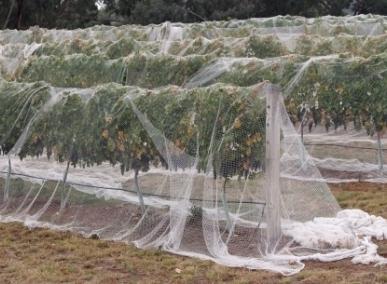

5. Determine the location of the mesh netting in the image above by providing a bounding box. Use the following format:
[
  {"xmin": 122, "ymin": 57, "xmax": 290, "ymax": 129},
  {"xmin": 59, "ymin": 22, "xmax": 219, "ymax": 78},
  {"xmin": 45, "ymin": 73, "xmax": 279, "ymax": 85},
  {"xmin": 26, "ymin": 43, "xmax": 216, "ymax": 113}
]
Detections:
[{"xmin": 0, "ymin": 15, "xmax": 386, "ymax": 275}]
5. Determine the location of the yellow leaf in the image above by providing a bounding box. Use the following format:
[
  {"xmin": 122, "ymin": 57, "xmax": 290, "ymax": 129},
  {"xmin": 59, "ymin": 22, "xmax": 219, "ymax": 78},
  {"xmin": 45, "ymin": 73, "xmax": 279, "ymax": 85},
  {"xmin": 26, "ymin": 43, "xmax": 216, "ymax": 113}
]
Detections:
[
  {"xmin": 101, "ymin": 129, "xmax": 109, "ymax": 139},
  {"xmin": 234, "ymin": 118, "xmax": 242, "ymax": 129},
  {"xmin": 105, "ymin": 115, "xmax": 113, "ymax": 124}
]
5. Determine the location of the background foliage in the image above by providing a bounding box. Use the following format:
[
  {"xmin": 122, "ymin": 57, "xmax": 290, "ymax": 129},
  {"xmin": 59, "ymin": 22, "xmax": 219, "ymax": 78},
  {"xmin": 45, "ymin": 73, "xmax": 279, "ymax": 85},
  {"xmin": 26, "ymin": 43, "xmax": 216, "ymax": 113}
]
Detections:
[{"xmin": 1, "ymin": 0, "xmax": 387, "ymax": 29}]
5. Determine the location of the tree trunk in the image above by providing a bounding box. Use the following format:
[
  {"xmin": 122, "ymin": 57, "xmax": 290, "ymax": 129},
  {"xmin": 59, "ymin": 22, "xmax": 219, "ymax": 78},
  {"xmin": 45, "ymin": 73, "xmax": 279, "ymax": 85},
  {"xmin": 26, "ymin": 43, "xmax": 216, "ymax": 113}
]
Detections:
[
  {"xmin": 59, "ymin": 160, "xmax": 71, "ymax": 211},
  {"xmin": 3, "ymin": 0, "xmax": 15, "ymax": 29},
  {"xmin": 16, "ymin": 0, "xmax": 24, "ymax": 29}
]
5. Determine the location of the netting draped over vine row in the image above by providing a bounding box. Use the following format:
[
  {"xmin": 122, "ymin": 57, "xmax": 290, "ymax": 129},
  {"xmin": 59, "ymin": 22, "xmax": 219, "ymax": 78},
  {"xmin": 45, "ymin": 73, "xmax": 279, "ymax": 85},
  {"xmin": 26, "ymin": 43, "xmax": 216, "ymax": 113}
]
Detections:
[
  {"xmin": 1, "ymin": 15, "xmax": 386, "ymax": 182},
  {"xmin": 0, "ymin": 15, "xmax": 386, "ymax": 275}
]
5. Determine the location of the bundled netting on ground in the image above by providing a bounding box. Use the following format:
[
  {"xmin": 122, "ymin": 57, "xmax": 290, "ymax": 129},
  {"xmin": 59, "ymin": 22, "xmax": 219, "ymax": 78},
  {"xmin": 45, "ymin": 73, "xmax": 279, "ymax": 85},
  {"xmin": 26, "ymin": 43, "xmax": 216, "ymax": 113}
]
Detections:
[{"xmin": 0, "ymin": 15, "xmax": 386, "ymax": 275}]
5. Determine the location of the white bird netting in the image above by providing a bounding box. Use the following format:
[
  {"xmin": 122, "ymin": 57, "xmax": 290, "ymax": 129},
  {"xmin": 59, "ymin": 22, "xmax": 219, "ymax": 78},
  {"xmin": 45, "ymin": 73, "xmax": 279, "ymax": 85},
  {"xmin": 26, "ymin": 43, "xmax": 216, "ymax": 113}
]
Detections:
[{"xmin": 0, "ymin": 15, "xmax": 386, "ymax": 275}]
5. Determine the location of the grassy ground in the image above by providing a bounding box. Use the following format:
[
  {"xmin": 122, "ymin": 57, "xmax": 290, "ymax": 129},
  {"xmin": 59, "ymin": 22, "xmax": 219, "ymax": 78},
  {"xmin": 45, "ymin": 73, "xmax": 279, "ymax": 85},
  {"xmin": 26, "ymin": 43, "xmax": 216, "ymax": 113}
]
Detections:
[{"xmin": 0, "ymin": 182, "xmax": 386, "ymax": 284}]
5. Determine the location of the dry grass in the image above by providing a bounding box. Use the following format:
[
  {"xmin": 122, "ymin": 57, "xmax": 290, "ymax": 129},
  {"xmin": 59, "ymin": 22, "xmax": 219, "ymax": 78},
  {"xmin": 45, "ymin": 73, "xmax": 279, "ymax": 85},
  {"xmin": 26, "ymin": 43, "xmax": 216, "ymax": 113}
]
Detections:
[
  {"xmin": 0, "ymin": 182, "xmax": 386, "ymax": 284},
  {"xmin": 331, "ymin": 182, "xmax": 387, "ymax": 218}
]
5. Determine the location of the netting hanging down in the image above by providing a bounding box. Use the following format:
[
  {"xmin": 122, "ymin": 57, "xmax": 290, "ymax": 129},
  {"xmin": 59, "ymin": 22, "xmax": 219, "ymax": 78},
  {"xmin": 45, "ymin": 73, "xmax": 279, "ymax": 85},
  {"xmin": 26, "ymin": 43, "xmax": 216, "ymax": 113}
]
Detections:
[
  {"xmin": 1, "ymin": 15, "xmax": 387, "ymax": 275},
  {"xmin": 0, "ymin": 79, "xmax": 385, "ymax": 275}
]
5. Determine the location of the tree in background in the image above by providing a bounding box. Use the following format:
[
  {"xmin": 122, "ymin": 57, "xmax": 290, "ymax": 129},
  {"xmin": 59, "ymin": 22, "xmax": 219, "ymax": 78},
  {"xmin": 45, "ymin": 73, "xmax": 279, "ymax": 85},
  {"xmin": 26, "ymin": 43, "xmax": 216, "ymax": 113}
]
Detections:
[
  {"xmin": 130, "ymin": 0, "xmax": 187, "ymax": 24},
  {"xmin": 284, "ymin": 0, "xmax": 351, "ymax": 17},
  {"xmin": 99, "ymin": 0, "xmax": 355, "ymax": 25},
  {"xmin": 1, "ymin": 0, "xmax": 387, "ymax": 29},
  {"xmin": 1, "ymin": 0, "xmax": 98, "ymax": 29},
  {"xmin": 184, "ymin": 0, "xmax": 260, "ymax": 21},
  {"xmin": 352, "ymin": 0, "xmax": 387, "ymax": 15}
]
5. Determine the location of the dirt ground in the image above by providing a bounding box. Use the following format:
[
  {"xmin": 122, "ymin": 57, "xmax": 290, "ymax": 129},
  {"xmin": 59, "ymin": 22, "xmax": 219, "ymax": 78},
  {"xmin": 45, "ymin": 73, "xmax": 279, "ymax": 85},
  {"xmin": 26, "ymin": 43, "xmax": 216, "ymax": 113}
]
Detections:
[{"xmin": 0, "ymin": 181, "xmax": 386, "ymax": 284}]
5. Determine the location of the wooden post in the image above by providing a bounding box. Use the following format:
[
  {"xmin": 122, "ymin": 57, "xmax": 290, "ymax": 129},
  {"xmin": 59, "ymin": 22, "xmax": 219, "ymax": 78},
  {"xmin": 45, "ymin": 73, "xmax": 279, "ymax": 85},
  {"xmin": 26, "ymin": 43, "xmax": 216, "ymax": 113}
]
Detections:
[
  {"xmin": 300, "ymin": 115, "xmax": 305, "ymax": 144},
  {"xmin": 221, "ymin": 178, "xmax": 232, "ymax": 231},
  {"xmin": 264, "ymin": 84, "xmax": 282, "ymax": 253},
  {"xmin": 300, "ymin": 113, "xmax": 306, "ymax": 164},
  {"xmin": 377, "ymin": 131, "xmax": 384, "ymax": 172},
  {"xmin": 3, "ymin": 157, "xmax": 11, "ymax": 202}
]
